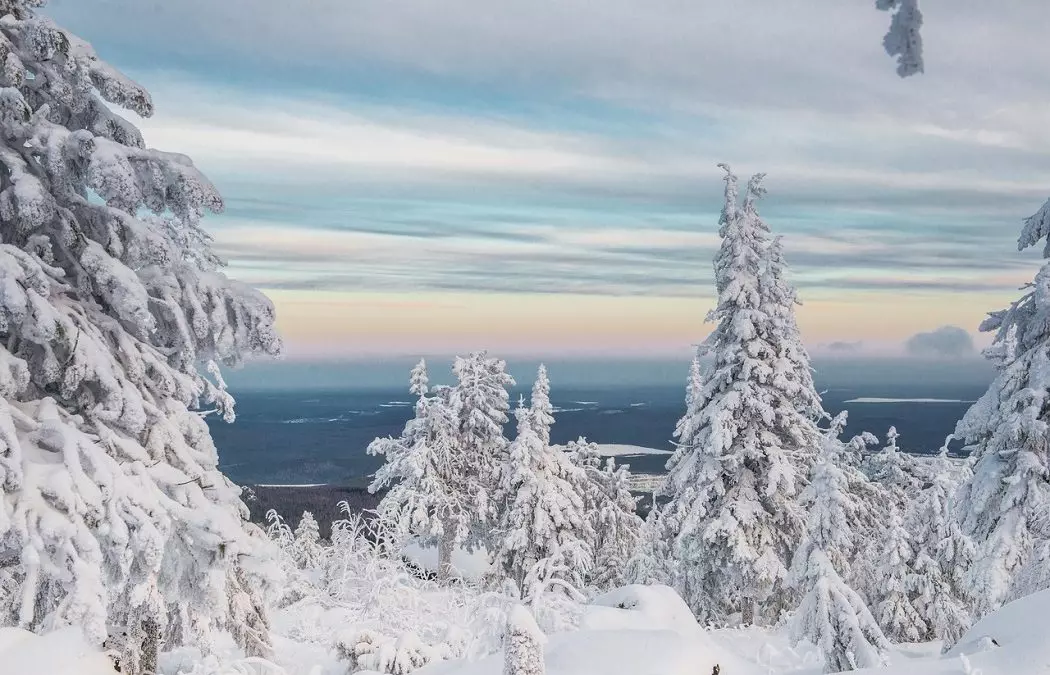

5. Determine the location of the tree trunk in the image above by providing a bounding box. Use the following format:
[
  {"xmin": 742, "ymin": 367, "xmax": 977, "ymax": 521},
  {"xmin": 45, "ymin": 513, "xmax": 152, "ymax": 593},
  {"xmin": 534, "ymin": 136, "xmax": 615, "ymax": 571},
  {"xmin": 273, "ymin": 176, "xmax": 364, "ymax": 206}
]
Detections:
[
  {"xmin": 140, "ymin": 617, "xmax": 160, "ymax": 675},
  {"xmin": 438, "ymin": 528, "xmax": 455, "ymax": 581},
  {"xmin": 741, "ymin": 597, "xmax": 755, "ymax": 626}
]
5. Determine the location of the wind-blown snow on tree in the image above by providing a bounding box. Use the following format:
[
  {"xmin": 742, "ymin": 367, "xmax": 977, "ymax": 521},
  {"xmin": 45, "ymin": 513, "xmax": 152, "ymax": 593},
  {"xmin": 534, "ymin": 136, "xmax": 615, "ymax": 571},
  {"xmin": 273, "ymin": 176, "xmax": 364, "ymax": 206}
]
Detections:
[
  {"xmin": 293, "ymin": 511, "xmax": 324, "ymax": 571},
  {"xmin": 369, "ymin": 364, "xmax": 471, "ymax": 581},
  {"xmin": 788, "ymin": 412, "xmax": 889, "ymax": 673},
  {"xmin": 0, "ymin": 2, "xmax": 281, "ymax": 669},
  {"xmin": 659, "ymin": 165, "xmax": 822, "ymax": 623},
  {"xmin": 952, "ymin": 199, "xmax": 1050, "ymax": 614},
  {"xmin": 493, "ymin": 404, "xmax": 592, "ymax": 591}
]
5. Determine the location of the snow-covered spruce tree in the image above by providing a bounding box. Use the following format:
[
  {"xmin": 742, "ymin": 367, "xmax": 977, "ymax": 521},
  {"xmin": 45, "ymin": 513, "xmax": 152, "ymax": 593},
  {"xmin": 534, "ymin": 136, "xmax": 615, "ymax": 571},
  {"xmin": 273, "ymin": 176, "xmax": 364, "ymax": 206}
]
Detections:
[
  {"xmin": 565, "ymin": 437, "xmax": 642, "ymax": 590},
  {"xmin": 493, "ymin": 403, "xmax": 593, "ymax": 591},
  {"xmin": 529, "ymin": 364, "xmax": 554, "ymax": 447},
  {"xmin": 659, "ymin": 165, "xmax": 822, "ymax": 624},
  {"xmin": 452, "ymin": 351, "xmax": 515, "ymax": 544},
  {"xmin": 874, "ymin": 506, "xmax": 927, "ymax": 643},
  {"xmin": 503, "ymin": 604, "xmax": 546, "ymax": 675},
  {"xmin": 952, "ymin": 200, "xmax": 1050, "ymax": 615},
  {"xmin": 907, "ymin": 449, "xmax": 972, "ymax": 648},
  {"xmin": 369, "ymin": 367, "xmax": 470, "ymax": 581},
  {"xmin": 0, "ymin": 2, "xmax": 281, "ymax": 671},
  {"xmin": 293, "ymin": 511, "xmax": 325, "ymax": 571},
  {"xmin": 861, "ymin": 427, "xmax": 924, "ymax": 500},
  {"xmin": 623, "ymin": 496, "xmax": 674, "ymax": 587},
  {"xmin": 788, "ymin": 412, "xmax": 889, "ymax": 672}
]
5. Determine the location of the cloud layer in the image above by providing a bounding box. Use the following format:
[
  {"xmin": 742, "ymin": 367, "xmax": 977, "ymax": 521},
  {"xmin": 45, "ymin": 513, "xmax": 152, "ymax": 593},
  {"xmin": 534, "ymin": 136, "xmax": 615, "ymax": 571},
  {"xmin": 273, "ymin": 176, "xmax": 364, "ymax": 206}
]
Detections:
[{"xmin": 43, "ymin": 0, "xmax": 1050, "ymax": 354}]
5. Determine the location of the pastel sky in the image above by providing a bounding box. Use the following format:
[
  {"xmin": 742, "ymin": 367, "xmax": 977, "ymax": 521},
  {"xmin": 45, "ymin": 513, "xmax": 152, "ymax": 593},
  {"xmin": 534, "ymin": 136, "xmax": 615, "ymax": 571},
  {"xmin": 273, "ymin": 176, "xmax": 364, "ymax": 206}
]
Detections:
[{"xmin": 49, "ymin": 0, "xmax": 1050, "ymax": 359}]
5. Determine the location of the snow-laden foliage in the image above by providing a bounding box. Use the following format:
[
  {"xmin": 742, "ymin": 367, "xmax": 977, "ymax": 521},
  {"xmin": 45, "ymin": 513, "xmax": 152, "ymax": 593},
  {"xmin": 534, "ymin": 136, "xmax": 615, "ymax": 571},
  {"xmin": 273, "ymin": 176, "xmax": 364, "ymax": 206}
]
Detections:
[
  {"xmin": 0, "ymin": 1, "xmax": 280, "ymax": 669},
  {"xmin": 370, "ymin": 361, "xmax": 473, "ymax": 581},
  {"xmin": 953, "ymin": 198, "xmax": 1050, "ymax": 616},
  {"xmin": 492, "ymin": 403, "xmax": 593, "ymax": 592},
  {"xmin": 659, "ymin": 165, "xmax": 822, "ymax": 624},
  {"xmin": 502, "ymin": 605, "xmax": 546, "ymax": 675},
  {"xmin": 789, "ymin": 412, "xmax": 889, "ymax": 672},
  {"xmin": 877, "ymin": 0, "xmax": 924, "ymax": 77},
  {"xmin": 529, "ymin": 364, "xmax": 554, "ymax": 448},
  {"xmin": 452, "ymin": 351, "xmax": 515, "ymax": 544},
  {"xmin": 565, "ymin": 438, "xmax": 642, "ymax": 591},
  {"xmin": 906, "ymin": 450, "xmax": 972, "ymax": 648},
  {"xmin": 874, "ymin": 507, "xmax": 926, "ymax": 643}
]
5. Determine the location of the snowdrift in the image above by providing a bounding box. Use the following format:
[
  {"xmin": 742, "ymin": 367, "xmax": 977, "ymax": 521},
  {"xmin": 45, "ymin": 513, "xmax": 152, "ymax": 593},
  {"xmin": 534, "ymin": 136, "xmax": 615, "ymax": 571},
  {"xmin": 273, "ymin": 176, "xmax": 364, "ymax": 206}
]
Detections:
[
  {"xmin": 940, "ymin": 588, "xmax": 1050, "ymax": 674},
  {"xmin": 1, "ymin": 627, "xmax": 115, "ymax": 675},
  {"xmin": 417, "ymin": 584, "xmax": 758, "ymax": 675}
]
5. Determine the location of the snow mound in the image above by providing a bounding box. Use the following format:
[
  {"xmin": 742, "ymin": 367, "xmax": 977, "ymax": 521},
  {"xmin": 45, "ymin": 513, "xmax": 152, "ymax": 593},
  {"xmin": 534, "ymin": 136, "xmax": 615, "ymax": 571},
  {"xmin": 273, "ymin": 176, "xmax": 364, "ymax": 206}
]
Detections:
[
  {"xmin": 0, "ymin": 627, "xmax": 115, "ymax": 675},
  {"xmin": 941, "ymin": 589, "xmax": 1050, "ymax": 672},
  {"xmin": 582, "ymin": 584, "xmax": 700, "ymax": 636}
]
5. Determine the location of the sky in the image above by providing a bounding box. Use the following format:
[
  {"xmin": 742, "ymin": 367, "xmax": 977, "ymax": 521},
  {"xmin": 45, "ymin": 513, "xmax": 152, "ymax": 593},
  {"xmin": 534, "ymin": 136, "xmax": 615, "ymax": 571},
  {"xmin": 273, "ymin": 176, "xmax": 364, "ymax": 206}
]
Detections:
[{"xmin": 48, "ymin": 0, "xmax": 1050, "ymax": 361}]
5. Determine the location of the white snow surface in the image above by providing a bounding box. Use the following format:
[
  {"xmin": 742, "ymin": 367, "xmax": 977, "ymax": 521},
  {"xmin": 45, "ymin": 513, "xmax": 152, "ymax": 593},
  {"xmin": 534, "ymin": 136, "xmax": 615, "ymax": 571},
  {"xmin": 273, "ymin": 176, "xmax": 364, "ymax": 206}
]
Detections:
[
  {"xmin": 3, "ymin": 626, "xmax": 116, "ymax": 675},
  {"xmin": 844, "ymin": 398, "xmax": 974, "ymax": 404},
  {"xmin": 420, "ymin": 585, "xmax": 759, "ymax": 675},
  {"xmin": 591, "ymin": 444, "xmax": 671, "ymax": 456}
]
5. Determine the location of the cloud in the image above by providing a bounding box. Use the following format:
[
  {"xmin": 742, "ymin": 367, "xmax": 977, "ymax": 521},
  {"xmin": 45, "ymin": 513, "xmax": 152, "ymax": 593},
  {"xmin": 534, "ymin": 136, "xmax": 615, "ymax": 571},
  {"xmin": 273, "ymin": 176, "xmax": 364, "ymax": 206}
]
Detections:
[
  {"xmin": 824, "ymin": 341, "xmax": 864, "ymax": 353},
  {"xmin": 904, "ymin": 326, "xmax": 976, "ymax": 358},
  {"xmin": 41, "ymin": 0, "xmax": 1050, "ymax": 325}
]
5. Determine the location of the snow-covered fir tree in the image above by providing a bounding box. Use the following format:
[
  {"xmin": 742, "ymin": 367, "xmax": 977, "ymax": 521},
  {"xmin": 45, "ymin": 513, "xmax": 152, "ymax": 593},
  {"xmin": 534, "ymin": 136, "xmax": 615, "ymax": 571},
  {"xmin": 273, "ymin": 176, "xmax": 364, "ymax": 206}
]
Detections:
[
  {"xmin": 369, "ymin": 365, "xmax": 471, "ymax": 581},
  {"xmin": 907, "ymin": 449, "xmax": 972, "ymax": 648},
  {"xmin": 503, "ymin": 604, "xmax": 546, "ymax": 675},
  {"xmin": 874, "ymin": 506, "xmax": 927, "ymax": 643},
  {"xmin": 952, "ymin": 199, "xmax": 1050, "ymax": 615},
  {"xmin": 452, "ymin": 351, "xmax": 515, "ymax": 541},
  {"xmin": 788, "ymin": 411, "xmax": 889, "ymax": 673},
  {"xmin": 529, "ymin": 364, "xmax": 554, "ymax": 447},
  {"xmin": 564, "ymin": 437, "xmax": 642, "ymax": 590},
  {"xmin": 0, "ymin": 3, "xmax": 281, "ymax": 671},
  {"xmin": 659, "ymin": 165, "xmax": 822, "ymax": 624},
  {"xmin": 493, "ymin": 403, "xmax": 593, "ymax": 591},
  {"xmin": 293, "ymin": 511, "xmax": 325, "ymax": 571}
]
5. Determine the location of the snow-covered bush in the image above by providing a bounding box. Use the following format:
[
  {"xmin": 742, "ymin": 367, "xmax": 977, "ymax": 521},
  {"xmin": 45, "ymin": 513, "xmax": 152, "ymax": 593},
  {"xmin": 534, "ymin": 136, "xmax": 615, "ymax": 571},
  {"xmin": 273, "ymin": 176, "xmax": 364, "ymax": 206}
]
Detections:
[
  {"xmin": 337, "ymin": 628, "xmax": 454, "ymax": 675},
  {"xmin": 0, "ymin": 1, "xmax": 280, "ymax": 670}
]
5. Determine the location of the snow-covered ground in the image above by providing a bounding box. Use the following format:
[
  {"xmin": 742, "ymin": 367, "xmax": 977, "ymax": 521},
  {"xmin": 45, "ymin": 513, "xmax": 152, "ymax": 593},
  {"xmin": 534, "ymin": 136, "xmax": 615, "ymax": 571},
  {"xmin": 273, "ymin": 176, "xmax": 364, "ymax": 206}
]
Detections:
[{"xmin": 26, "ymin": 582, "xmax": 1043, "ymax": 675}]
